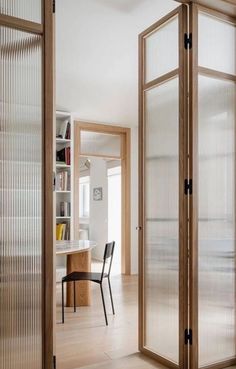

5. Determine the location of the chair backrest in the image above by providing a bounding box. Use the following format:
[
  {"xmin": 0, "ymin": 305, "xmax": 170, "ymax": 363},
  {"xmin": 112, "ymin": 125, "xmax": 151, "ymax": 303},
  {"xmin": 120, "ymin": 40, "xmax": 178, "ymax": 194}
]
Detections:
[{"xmin": 101, "ymin": 241, "xmax": 115, "ymax": 279}]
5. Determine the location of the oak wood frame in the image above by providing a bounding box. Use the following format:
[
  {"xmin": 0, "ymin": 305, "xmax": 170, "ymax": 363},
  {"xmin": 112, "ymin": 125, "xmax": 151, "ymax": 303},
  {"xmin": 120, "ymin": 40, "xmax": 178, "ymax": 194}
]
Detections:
[
  {"xmin": 0, "ymin": 4, "xmax": 54, "ymax": 369},
  {"xmin": 74, "ymin": 121, "xmax": 131, "ymax": 275},
  {"xmin": 44, "ymin": 2, "xmax": 54, "ymax": 369},
  {"xmin": 0, "ymin": 13, "xmax": 43, "ymax": 34},
  {"xmin": 189, "ymin": 3, "xmax": 236, "ymax": 369},
  {"xmin": 138, "ymin": 5, "xmax": 189, "ymax": 369},
  {"xmin": 176, "ymin": 0, "xmax": 236, "ymax": 18}
]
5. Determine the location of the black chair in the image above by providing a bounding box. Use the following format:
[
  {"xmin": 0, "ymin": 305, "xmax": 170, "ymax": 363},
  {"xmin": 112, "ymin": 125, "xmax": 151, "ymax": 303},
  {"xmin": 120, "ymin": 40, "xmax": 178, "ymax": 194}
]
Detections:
[{"xmin": 61, "ymin": 241, "xmax": 115, "ymax": 326}]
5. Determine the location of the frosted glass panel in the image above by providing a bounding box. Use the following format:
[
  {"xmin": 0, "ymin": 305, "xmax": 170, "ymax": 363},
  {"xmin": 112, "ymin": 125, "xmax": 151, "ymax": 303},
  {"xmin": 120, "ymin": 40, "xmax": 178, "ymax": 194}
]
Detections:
[
  {"xmin": 145, "ymin": 16, "xmax": 178, "ymax": 83},
  {"xmin": 199, "ymin": 13, "xmax": 236, "ymax": 75},
  {"xmin": 144, "ymin": 78, "xmax": 179, "ymax": 364},
  {"xmin": 198, "ymin": 75, "xmax": 236, "ymax": 367},
  {"xmin": 80, "ymin": 131, "xmax": 121, "ymax": 157},
  {"xmin": 0, "ymin": 0, "xmax": 41, "ymax": 23},
  {"xmin": 0, "ymin": 28, "xmax": 43, "ymax": 369}
]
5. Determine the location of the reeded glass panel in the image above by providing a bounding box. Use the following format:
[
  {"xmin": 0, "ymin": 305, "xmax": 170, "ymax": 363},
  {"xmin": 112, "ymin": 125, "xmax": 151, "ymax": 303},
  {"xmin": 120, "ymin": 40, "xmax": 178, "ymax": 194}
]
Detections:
[
  {"xmin": 198, "ymin": 75, "xmax": 236, "ymax": 367},
  {"xmin": 0, "ymin": 28, "xmax": 43, "ymax": 369},
  {"xmin": 145, "ymin": 16, "xmax": 178, "ymax": 83},
  {"xmin": 199, "ymin": 13, "xmax": 236, "ymax": 75},
  {"xmin": 0, "ymin": 0, "xmax": 41, "ymax": 23},
  {"xmin": 144, "ymin": 77, "xmax": 179, "ymax": 363},
  {"xmin": 80, "ymin": 131, "xmax": 121, "ymax": 158}
]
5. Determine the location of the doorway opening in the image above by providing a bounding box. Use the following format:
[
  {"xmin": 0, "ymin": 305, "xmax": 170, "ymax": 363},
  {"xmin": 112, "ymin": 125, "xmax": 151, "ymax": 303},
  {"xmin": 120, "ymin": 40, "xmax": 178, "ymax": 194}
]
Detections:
[
  {"xmin": 74, "ymin": 122, "xmax": 131, "ymax": 275},
  {"xmin": 79, "ymin": 157, "xmax": 122, "ymax": 275},
  {"xmin": 55, "ymin": 122, "xmax": 134, "ymax": 369}
]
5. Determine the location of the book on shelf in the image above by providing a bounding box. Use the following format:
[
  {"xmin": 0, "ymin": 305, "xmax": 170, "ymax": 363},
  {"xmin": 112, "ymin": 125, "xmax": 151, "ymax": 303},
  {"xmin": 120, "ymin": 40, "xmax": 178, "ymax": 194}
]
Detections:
[
  {"xmin": 56, "ymin": 171, "xmax": 71, "ymax": 191},
  {"xmin": 58, "ymin": 201, "xmax": 71, "ymax": 217},
  {"xmin": 56, "ymin": 222, "xmax": 70, "ymax": 241},
  {"xmin": 56, "ymin": 147, "xmax": 71, "ymax": 165},
  {"xmin": 65, "ymin": 123, "xmax": 71, "ymax": 139},
  {"xmin": 56, "ymin": 119, "xmax": 71, "ymax": 140}
]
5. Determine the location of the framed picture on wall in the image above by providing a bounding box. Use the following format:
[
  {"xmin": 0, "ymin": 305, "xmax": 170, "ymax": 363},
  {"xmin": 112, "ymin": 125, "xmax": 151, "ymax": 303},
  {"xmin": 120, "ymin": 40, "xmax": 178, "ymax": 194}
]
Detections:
[{"xmin": 93, "ymin": 187, "xmax": 103, "ymax": 201}]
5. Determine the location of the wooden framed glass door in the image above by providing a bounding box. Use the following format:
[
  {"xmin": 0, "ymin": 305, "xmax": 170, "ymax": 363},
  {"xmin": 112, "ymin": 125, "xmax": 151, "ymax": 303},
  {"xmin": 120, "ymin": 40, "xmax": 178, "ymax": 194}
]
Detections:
[
  {"xmin": 139, "ymin": 3, "xmax": 236, "ymax": 369},
  {"xmin": 139, "ymin": 5, "xmax": 189, "ymax": 369},
  {"xmin": 189, "ymin": 4, "xmax": 236, "ymax": 369},
  {"xmin": 0, "ymin": 2, "xmax": 54, "ymax": 369}
]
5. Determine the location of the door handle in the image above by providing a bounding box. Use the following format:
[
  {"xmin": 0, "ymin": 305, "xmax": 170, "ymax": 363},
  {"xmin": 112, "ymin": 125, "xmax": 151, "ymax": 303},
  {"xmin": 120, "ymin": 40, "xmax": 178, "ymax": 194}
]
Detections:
[{"xmin": 136, "ymin": 226, "xmax": 142, "ymax": 231}]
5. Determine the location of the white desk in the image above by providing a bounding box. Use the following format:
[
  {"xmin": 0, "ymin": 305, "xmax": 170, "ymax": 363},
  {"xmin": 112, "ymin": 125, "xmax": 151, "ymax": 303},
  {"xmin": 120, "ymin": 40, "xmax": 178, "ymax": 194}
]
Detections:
[{"xmin": 56, "ymin": 240, "xmax": 96, "ymax": 255}]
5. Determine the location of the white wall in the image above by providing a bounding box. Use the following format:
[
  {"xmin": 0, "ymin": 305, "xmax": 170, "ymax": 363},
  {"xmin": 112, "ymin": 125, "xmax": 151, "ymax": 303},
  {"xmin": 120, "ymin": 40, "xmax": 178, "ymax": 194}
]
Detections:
[
  {"xmin": 131, "ymin": 127, "xmax": 139, "ymax": 274},
  {"xmin": 89, "ymin": 157, "xmax": 108, "ymax": 260},
  {"xmin": 56, "ymin": 0, "xmax": 178, "ymax": 125},
  {"xmin": 56, "ymin": 0, "xmax": 178, "ymax": 274},
  {"xmin": 108, "ymin": 166, "xmax": 122, "ymax": 274}
]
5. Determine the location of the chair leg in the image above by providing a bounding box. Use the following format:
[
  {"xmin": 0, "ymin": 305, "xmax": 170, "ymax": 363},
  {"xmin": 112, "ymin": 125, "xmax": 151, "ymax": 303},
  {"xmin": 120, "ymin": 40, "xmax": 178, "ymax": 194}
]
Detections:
[
  {"xmin": 73, "ymin": 281, "xmax": 76, "ymax": 313},
  {"xmin": 100, "ymin": 284, "xmax": 108, "ymax": 326},
  {"xmin": 108, "ymin": 277, "xmax": 115, "ymax": 315},
  {"xmin": 62, "ymin": 281, "xmax": 65, "ymax": 324}
]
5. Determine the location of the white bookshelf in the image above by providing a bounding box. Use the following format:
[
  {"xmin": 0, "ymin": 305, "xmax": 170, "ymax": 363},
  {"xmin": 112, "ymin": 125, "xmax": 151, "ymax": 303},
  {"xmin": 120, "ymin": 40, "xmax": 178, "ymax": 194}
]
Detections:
[
  {"xmin": 56, "ymin": 164, "xmax": 71, "ymax": 168},
  {"xmin": 55, "ymin": 110, "xmax": 74, "ymax": 241},
  {"xmin": 56, "ymin": 138, "xmax": 71, "ymax": 143}
]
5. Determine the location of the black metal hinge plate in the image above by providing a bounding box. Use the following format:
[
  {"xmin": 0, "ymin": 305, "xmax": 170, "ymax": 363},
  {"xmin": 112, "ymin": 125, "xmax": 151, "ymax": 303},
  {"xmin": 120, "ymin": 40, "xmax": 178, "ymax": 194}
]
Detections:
[
  {"xmin": 53, "ymin": 171, "xmax": 56, "ymax": 191},
  {"xmin": 53, "ymin": 355, "xmax": 56, "ymax": 369},
  {"xmin": 184, "ymin": 179, "xmax": 192, "ymax": 195},
  {"xmin": 185, "ymin": 329, "xmax": 192, "ymax": 345},
  {"xmin": 53, "ymin": 0, "xmax": 56, "ymax": 13},
  {"xmin": 184, "ymin": 33, "xmax": 192, "ymax": 49}
]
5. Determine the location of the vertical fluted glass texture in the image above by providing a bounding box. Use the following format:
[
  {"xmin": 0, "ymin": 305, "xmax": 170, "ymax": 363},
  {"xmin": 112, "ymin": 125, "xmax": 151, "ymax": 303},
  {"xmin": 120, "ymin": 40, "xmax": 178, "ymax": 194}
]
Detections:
[
  {"xmin": 144, "ymin": 77, "xmax": 179, "ymax": 364},
  {"xmin": 0, "ymin": 28, "xmax": 42, "ymax": 369},
  {"xmin": 198, "ymin": 75, "xmax": 236, "ymax": 367},
  {"xmin": 198, "ymin": 13, "xmax": 236, "ymax": 76},
  {"xmin": 145, "ymin": 16, "xmax": 179, "ymax": 83},
  {"xmin": 0, "ymin": 1, "xmax": 41, "ymax": 23}
]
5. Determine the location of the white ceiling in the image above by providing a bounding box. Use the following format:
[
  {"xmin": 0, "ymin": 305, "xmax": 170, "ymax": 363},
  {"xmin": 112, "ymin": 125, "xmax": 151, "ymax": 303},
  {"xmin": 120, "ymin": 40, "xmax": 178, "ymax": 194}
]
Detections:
[
  {"xmin": 56, "ymin": 0, "xmax": 178, "ymax": 127},
  {"xmin": 94, "ymin": 0, "xmax": 145, "ymax": 12}
]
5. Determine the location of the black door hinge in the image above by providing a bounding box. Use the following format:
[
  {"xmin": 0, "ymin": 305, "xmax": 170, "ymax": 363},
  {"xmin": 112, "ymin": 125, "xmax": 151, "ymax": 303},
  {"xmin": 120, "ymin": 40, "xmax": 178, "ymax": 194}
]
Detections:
[
  {"xmin": 185, "ymin": 329, "xmax": 192, "ymax": 345},
  {"xmin": 53, "ymin": 171, "xmax": 56, "ymax": 191},
  {"xmin": 53, "ymin": 355, "xmax": 56, "ymax": 369},
  {"xmin": 184, "ymin": 33, "xmax": 192, "ymax": 49},
  {"xmin": 53, "ymin": 0, "xmax": 56, "ymax": 13},
  {"xmin": 184, "ymin": 179, "xmax": 192, "ymax": 195}
]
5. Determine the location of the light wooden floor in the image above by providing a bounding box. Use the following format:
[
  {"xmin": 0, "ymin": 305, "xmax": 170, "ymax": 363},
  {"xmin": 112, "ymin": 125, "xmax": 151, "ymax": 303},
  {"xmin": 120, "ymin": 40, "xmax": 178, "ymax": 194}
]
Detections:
[
  {"xmin": 56, "ymin": 273, "xmax": 139, "ymax": 369},
  {"xmin": 56, "ymin": 270, "xmax": 236, "ymax": 369},
  {"xmin": 76, "ymin": 353, "xmax": 169, "ymax": 369}
]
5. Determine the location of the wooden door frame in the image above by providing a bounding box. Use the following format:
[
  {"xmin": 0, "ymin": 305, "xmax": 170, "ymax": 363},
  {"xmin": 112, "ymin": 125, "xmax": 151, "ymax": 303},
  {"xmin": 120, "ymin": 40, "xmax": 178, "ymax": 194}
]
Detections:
[
  {"xmin": 44, "ymin": 2, "xmax": 54, "ymax": 369},
  {"xmin": 138, "ymin": 5, "xmax": 189, "ymax": 369},
  {"xmin": 189, "ymin": 4, "xmax": 236, "ymax": 369},
  {"xmin": 0, "ymin": 4, "xmax": 54, "ymax": 369},
  {"xmin": 175, "ymin": 0, "xmax": 236, "ymax": 18},
  {"xmin": 74, "ymin": 121, "xmax": 131, "ymax": 275}
]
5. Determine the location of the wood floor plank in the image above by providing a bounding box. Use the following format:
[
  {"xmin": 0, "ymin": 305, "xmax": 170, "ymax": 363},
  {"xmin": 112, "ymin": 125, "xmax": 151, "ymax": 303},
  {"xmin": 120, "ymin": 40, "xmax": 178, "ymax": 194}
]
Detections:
[
  {"xmin": 56, "ymin": 272, "xmax": 138, "ymax": 369},
  {"xmin": 74, "ymin": 353, "xmax": 169, "ymax": 369},
  {"xmin": 56, "ymin": 267, "xmax": 236, "ymax": 369}
]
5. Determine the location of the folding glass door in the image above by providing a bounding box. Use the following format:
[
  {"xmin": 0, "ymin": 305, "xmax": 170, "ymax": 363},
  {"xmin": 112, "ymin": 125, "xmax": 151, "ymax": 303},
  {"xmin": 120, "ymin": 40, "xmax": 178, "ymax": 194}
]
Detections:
[
  {"xmin": 0, "ymin": 3, "xmax": 53, "ymax": 369},
  {"xmin": 190, "ymin": 5, "xmax": 236, "ymax": 369},
  {"xmin": 139, "ymin": 6, "xmax": 188, "ymax": 369},
  {"xmin": 139, "ymin": 4, "xmax": 236, "ymax": 369}
]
